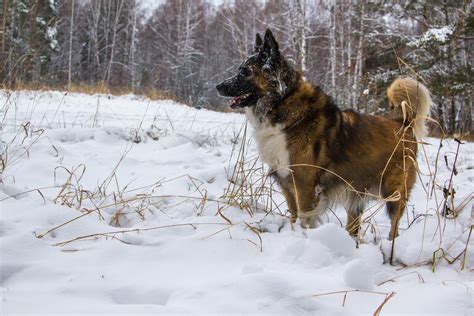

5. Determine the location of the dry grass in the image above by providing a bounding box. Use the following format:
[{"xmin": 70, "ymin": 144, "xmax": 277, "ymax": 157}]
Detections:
[
  {"xmin": 2, "ymin": 81, "xmax": 179, "ymax": 102},
  {"xmin": 16, "ymin": 123, "xmax": 270, "ymax": 252},
  {"xmin": 223, "ymin": 123, "xmax": 284, "ymax": 216},
  {"xmin": 312, "ymin": 289, "xmax": 397, "ymax": 314},
  {"xmin": 49, "ymin": 145, "xmax": 168, "ymax": 228}
]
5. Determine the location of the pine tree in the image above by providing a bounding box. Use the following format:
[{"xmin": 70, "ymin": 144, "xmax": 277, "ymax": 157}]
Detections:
[{"xmin": 3, "ymin": 0, "xmax": 58, "ymax": 85}]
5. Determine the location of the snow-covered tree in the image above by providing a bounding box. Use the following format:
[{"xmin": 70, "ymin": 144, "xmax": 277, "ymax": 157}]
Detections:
[
  {"xmin": 3, "ymin": 0, "xmax": 59, "ymax": 85},
  {"xmin": 1, "ymin": 0, "xmax": 471, "ymax": 135}
]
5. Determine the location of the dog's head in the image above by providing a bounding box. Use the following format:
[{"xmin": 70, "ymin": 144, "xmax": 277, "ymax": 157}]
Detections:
[{"xmin": 216, "ymin": 29, "xmax": 297, "ymax": 109}]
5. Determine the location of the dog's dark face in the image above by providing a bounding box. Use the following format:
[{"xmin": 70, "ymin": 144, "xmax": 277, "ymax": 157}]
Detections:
[{"xmin": 216, "ymin": 29, "xmax": 297, "ymax": 109}]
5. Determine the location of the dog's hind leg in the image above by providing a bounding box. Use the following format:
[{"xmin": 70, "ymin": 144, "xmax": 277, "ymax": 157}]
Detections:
[
  {"xmin": 383, "ymin": 166, "xmax": 416, "ymax": 241},
  {"xmin": 382, "ymin": 165, "xmax": 416, "ymax": 265},
  {"xmin": 386, "ymin": 199, "xmax": 406, "ymax": 240}
]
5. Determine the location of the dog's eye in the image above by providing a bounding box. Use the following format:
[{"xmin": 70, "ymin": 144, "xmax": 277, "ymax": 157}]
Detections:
[{"xmin": 240, "ymin": 67, "xmax": 251, "ymax": 77}]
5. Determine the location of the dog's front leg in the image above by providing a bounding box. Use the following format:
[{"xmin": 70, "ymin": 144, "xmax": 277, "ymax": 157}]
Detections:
[
  {"xmin": 301, "ymin": 189, "xmax": 328, "ymax": 229},
  {"xmin": 293, "ymin": 177, "xmax": 325, "ymax": 229},
  {"xmin": 278, "ymin": 181, "xmax": 298, "ymax": 223}
]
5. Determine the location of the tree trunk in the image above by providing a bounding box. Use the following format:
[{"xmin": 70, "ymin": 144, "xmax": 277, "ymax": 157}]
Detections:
[
  {"xmin": 130, "ymin": 3, "xmax": 137, "ymax": 91},
  {"xmin": 447, "ymin": 97, "xmax": 456, "ymax": 135},
  {"xmin": 353, "ymin": 2, "xmax": 364, "ymax": 111},
  {"xmin": 339, "ymin": 1, "xmax": 345, "ymax": 106},
  {"xmin": 330, "ymin": 4, "xmax": 337, "ymax": 100},
  {"xmin": 1, "ymin": 0, "xmax": 8, "ymax": 54},
  {"xmin": 347, "ymin": 0, "xmax": 352, "ymax": 108},
  {"xmin": 29, "ymin": 0, "xmax": 41, "ymax": 82},
  {"xmin": 296, "ymin": 0, "xmax": 306, "ymax": 75},
  {"xmin": 68, "ymin": 0, "xmax": 75, "ymax": 88},
  {"xmin": 105, "ymin": 0, "xmax": 124, "ymax": 86}
]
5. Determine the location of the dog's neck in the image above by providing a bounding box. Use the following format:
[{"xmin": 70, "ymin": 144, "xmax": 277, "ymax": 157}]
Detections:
[
  {"xmin": 253, "ymin": 77, "xmax": 334, "ymax": 131},
  {"xmin": 253, "ymin": 70, "xmax": 303, "ymax": 121}
]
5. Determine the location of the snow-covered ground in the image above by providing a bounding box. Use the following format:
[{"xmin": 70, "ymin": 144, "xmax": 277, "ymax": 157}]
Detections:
[{"xmin": 1, "ymin": 90, "xmax": 473, "ymax": 315}]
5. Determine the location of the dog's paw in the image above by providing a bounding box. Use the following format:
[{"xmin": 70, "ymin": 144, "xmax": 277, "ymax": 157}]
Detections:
[{"xmin": 299, "ymin": 216, "xmax": 319, "ymax": 229}]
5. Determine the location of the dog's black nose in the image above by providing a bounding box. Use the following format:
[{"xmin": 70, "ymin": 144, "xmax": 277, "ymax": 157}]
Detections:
[{"xmin": 216, "ymin": 82, "xmax": 223, "ymax": 93}]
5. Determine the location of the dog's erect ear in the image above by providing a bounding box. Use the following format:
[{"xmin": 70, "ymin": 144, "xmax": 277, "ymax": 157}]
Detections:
[
  {"xmin": 254, "ymin": 33, "xmax": 263, "ymax": 52},
  {"xmin": 263, "ymin": 29, "xmax": 279, "ymax": 57}
]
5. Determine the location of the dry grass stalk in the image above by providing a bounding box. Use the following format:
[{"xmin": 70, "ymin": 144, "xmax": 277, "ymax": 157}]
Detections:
[
  {"xmin": 2, "ymin": 122, "xmax": 44, "ymax": 173},
  {"xmin": 312, "ymin": 289, "xmax": 396, "ymax": 314},
  {"xmin": 51, "ymin": 222, "xmax": 229, "ymax": 247},
  {"xmin": 373, "ymin": 291, "xmax": 397, "ymax": 316},
  {"xmin": 377, "ymin": 271, "xmax": 425, "ymax": 286},
  {"xmin": 223, "ymin": 122, "xmax": 284, "ymax": 219},
  {"xmin": 440, "ymin": 138, "xmax": 463, "ymax": 219},
  {"xmin": 48, "ymin": 146, "xmax": 165, "ymax": 229}
]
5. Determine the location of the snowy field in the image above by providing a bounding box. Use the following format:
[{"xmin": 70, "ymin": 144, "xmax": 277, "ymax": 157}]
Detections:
[{"xmin": 1, "ymin": 90, "xmax": 473, "ymax": 315}]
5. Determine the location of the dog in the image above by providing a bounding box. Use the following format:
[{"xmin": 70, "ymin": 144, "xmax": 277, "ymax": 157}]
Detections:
[{"xmin": 216, "ymin": 29, "xmax": 432, "ymax": 242}]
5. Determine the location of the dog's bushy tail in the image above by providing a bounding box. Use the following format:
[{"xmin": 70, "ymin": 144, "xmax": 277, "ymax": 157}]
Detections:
[{"xmin": 387, "ymin": 77, "xmax": 432, "ymax": 138}]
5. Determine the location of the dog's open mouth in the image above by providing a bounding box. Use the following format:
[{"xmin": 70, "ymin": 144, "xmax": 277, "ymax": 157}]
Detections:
[{"xmin": 229, "ymin": 93, "xmax": 254, "ymax": 109}]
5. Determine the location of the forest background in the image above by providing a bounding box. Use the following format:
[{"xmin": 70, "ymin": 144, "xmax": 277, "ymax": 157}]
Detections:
[{"xmin": 1, "ymin": 0, "xmax": 472, "ymax": 135}]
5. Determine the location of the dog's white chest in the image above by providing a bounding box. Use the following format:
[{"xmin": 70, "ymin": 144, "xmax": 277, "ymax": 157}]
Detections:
[{"xmin": 245, "ymin": 108, "xmax": 290, "ymax": 178}]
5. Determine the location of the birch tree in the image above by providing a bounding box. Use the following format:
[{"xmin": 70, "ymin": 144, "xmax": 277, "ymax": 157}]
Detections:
[{"xmin": 67, "ymin": 0, "xmax": 74, "ymax": 88}]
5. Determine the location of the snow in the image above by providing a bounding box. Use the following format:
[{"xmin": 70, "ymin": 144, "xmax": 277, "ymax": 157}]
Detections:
[
  {"xmin": 408, "ymin": 26, "xmax": 454, "ymax": 47},
  {"xmin": 343, "ymin": 258, "xmax": 374, "ymax": 290},
  {"xmin": 46, "ymin": 27, "xmax": 58, "ymax": 51},
  {"xmin": 423, "ymin": 26, "xmax": 454, "ymax": 43},
  {"xmin": 138, "ymin": 0, "xmax": 224, "ymax": 20},
  {"xmin": 1, "ymin": 90, "xmax": 473, "ymax": 315}
]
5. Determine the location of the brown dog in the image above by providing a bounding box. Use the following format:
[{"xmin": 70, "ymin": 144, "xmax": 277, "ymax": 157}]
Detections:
[{"xmin": 216, "ymin": 29, "xmax": 432, "ymax": 241}]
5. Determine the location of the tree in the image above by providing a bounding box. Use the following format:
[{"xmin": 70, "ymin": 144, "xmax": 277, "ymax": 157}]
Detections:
[
  {"xmin": 2, "ymin": 0, "xmax": 58, "ymax": 86},
  {"xmin": 1, "ymin": 0, "xmax": 471, "ymax": 135}
]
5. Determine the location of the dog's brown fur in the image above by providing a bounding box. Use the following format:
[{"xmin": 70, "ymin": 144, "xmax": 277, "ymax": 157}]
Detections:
[
  {"xmin": 217, "ymin": 30, "xmax": 432, "ymax": 240},
  {"xmin": 254, "ymin": 76, "xmax": 431, "ymax": 239}
]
